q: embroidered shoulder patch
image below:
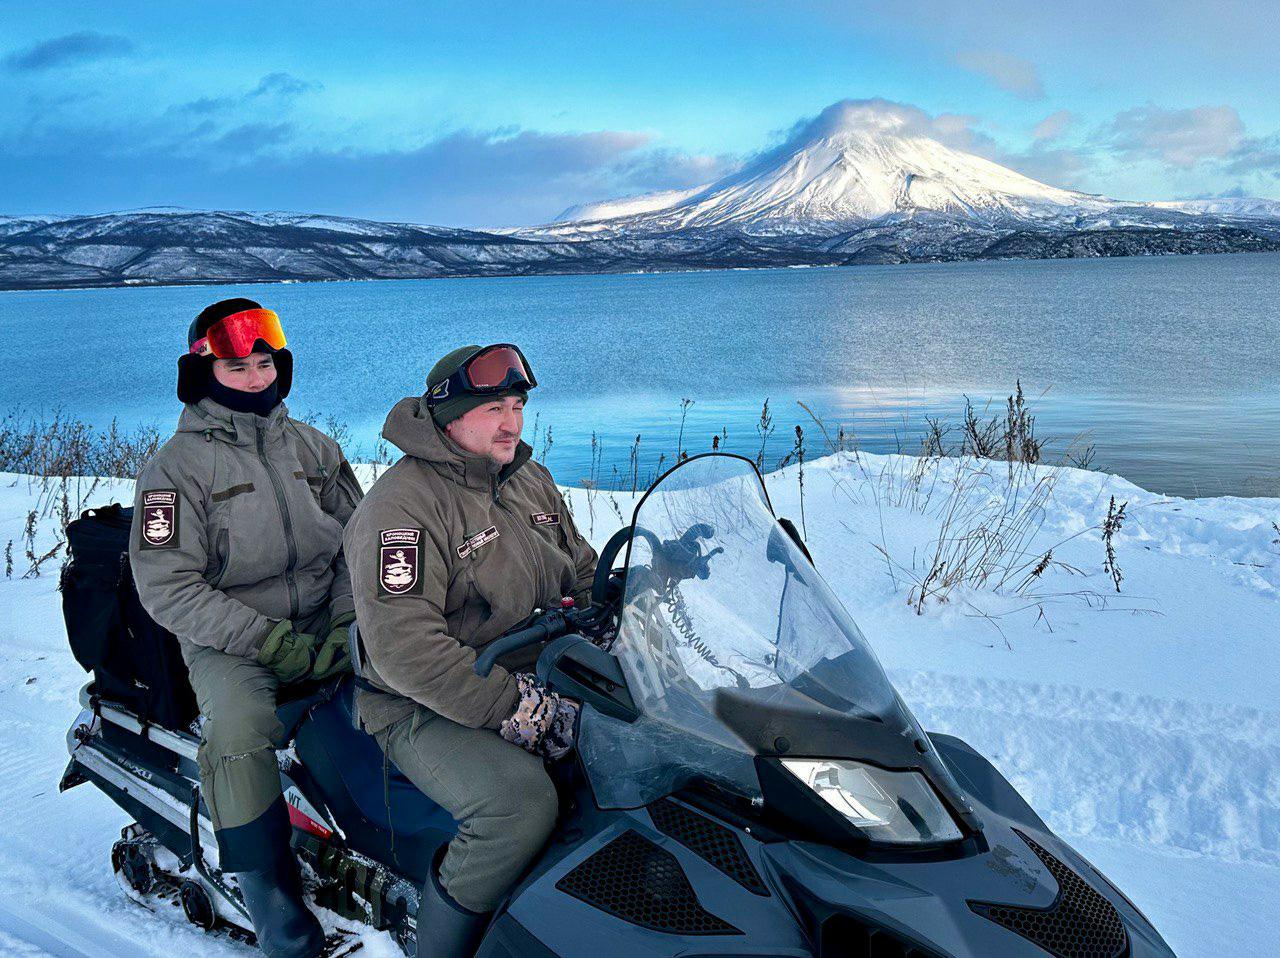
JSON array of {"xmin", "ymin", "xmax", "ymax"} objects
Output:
[
  {"xmin": 139, "ymin": 490, "xmax": 179, "ymax": 550},
  {"xmin": 378, "ymin": 528, "xmax": 423, "ymax": 596},
  {"xmin": 457, "ymin": 525, "xmax": 500, "ymax": 559},
  {"xmin": 530, "ymin": 511, "xmax": 560, "ymax": 526}
]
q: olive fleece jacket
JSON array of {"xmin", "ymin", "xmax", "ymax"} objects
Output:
[
  {"xmin": 344, "ymin": 396, "xmax": 597, "ymax": 734},
  {"xmin": 130, "ymin": 399, "xmax": 362, "ymax": 663}
]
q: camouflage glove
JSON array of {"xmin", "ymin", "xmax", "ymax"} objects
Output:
[
  {"xmin": 256, "ymin": 620, "xmax": 316, "ymax": 684},
  {"xmin": 499, "ymin": 673, "xmax": 579, "ymax": 761},
  {"xmin": 312, "ymin": 612, "xmax": 355, "ymax": 681},
  {"xmin": 539, "ymin": 696, "xmax": 579, "ymax": 761}
]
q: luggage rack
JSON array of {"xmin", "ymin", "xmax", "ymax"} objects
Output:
[{"xmin": 79, "ymin": 680, "xmax": 200, "ymax": 763}]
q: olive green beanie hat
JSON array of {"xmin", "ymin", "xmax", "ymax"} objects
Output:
[{"xmin": 425, "ymin": 344, "xmax": 530, "ymax": 427}]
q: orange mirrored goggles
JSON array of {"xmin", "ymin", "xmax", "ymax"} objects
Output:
[
  {"xmin": 190, "ymin": 308, "xmax": 287, "ymax": 359},
  {"xmin": 425, "ymin": 344, "xmax": 537, "ymax": 407}
]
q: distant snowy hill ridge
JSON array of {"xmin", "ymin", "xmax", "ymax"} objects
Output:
[{"xmin": 3, "ymin": 100, "xmax": 1279, "ymax": 289}]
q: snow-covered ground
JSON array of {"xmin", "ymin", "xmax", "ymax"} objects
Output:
[{"xmin": 1, "ymin": 453, "xmax": 1277, "ymax": 956}]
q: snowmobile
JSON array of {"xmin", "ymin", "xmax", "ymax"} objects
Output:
[{"xmin": 62, "ymin": 452, "xmax": 1176, "ymax": 957}]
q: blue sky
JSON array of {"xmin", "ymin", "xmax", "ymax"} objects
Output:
[{"xmin": 3, "ymin": 1, "xmax": 1279, "ymax": 226}]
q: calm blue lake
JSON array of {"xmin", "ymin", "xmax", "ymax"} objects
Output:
[{"xmin": 3, "ymin": 253, "xmax": 1279, "ymax": 497}]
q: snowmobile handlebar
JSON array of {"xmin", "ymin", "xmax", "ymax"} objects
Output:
[
  {"xmin": 477, "ymin": 522, "xmax": 720, "ymax": 678},
  {"xmin": 473, "ymin": 608, "xmax": 576, "ymax": 677},
  {"xmin": 638, "ymin": 522, "xmax": 722, "ymax": 583}
]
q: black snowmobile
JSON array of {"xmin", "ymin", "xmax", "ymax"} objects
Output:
[{"xmin": 62, "ymin": 453, "xmax": 1176, "ymax": 957}]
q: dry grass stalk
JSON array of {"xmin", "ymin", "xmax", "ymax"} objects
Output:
[
  {"xmin": 0, "ymin": 410, "xmax": 160, "ymax": 480},
  {"xmin": 755, "ymin": 399, "xmax": 774, "ymax": 471},
  {"xmin": 1102, "ymin": 496, "xmax": 1128, "ymax": 592}
]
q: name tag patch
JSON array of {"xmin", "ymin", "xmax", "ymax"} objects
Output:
[
  {"xmin": 457, "ymin": 525, "xmax": 500, "ymax": 559},
  {"xmin": 139, "ymin": 490, "xmax": 179, "ymax": 549},
  {"xmin": 531, "ymin": 512, "xmax": 560, "ymax": 526},
  {"xmin": 379, "ymin": 528, "xmax": 423, "ymax": 596}
]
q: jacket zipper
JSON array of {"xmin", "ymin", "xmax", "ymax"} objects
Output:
[
  {"xmin": 211, "ymin": 528, "xmax": 231, "ymax": 586},
  {"xmin": 258, "ymin": 424, "xmax": 300, "ymax": 619}
]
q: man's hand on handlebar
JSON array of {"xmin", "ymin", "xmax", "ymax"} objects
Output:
[{"xmin": 500, "ymin": 673, "xmax": 579, "ymax": 760}]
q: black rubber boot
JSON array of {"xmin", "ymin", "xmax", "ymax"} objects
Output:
[
  {"xmin": 417, "ymin": 848, "xmax": 489, "ymax": 958},
  {"xmin": 221, "ymin": 802, "xmax": 325, "ymax": 958},
  {"xmin": 235, "ymin": 863, "xmax": 326, "ymax": 958}
]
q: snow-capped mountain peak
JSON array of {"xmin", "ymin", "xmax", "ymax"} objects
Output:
[{"xmin": 543, "ymin": 99, "xmax": 1115, "ymax": 235}]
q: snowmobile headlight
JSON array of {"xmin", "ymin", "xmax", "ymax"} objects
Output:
[{"xmin": 781, "ymin": 758, "xmax": 963, "ymax": 845}]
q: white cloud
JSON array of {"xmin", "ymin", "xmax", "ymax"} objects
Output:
[
  {"xmin": 1103, "ymin": 103, "xmax": 1245, "ymax": 168},
  {"xmin": 772, "ymin": 98, "xmax": 999, "ymax": 156},
  {"xmin": 955, "ymin": 49, "xmax": 1045, "ymax": 100},
  {"xmin": 1032, "ymin": 110, "xmax": 1075, "ymax": 143}
]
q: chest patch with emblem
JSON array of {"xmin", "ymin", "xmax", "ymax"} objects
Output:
[
  {"xmin": 140, "ymin": 490, "xmax": 179, "ymax": 549},
  {"xmin": 457, "ymin": 525, "xmax": 500, "ymax": 559},
  {"xmin": 530, "ymin": 512, "xmax": 560, "ymax": 526},
  {"xmin": 379, "ymin": 528, "xmax": 423, "ymax": 596}
]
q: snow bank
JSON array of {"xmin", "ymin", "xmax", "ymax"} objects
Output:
[{"xmin": 0, "ymin": 454, "xmax": 1276, "ymax": 955}]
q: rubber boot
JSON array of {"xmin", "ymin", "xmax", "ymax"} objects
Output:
[
  {"xmin": 220, "ymin": 802, "xmax": 325, "ymax": 958},
  {"xmin": 234, "ymin": 858, "xmax": 326, "ymax": 958},
  {"xmin": 417, "ymin": 848, "xmax": 489, "ymax": 958}
]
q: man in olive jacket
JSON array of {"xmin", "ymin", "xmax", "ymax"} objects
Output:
[
  {"xmin": 345, "ymin": 344, "xmax": 595, "ymax": 956},
  {"xmin": 131, "ymin": 298, "xmax": 362, "ymax": 958}
]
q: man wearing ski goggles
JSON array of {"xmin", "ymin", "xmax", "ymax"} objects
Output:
[
  {"xmin": 345, "ymin": 342, "xmax": 596, "ymax": 957},
  {"xmin": 133, "ymin": 297, "xmax": 363, "ymax": 958}
]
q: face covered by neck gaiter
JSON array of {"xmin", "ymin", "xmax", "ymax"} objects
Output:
[{"xmin": 206, "ymin": 377, "xmax": 282, "ymax": 417}]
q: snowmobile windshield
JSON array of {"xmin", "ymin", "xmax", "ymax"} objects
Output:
[{"xmin": 577, "ymin": 454, "xmax": 909, "ymax": 810}]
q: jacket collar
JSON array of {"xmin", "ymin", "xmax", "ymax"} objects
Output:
[{"xmin": 178, "ymin": 398, "xmax": 290, "ymax": 447}]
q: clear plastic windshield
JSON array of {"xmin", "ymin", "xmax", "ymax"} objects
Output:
[{"xmin": 578, "ymin": 454, "xmax": 902, "ymax": 809}]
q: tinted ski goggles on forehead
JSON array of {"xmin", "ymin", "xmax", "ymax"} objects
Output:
[
  {"xmin": 426, "ymin": 344, "xmax": 537, "ymax": 405},
  {"xmin": 189, "ymin": 308, "xmax": 287, "ymax": 359}
]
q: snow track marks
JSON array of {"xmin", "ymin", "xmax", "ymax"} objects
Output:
[{"xmin": 897, "ymin": 669, "xmax": 1280, "ymax": 867}]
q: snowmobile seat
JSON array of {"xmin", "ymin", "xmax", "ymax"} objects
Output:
[{"xmin": 292, "ymin": 677, "xmax": 455, "ymax": 882}]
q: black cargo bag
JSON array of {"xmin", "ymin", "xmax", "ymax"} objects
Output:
[{"xmin": 61, "ymin": 503, "xmax": 198, "ymax": 731}]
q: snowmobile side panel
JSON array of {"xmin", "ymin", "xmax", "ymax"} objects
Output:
[
  {"xmin": 474, "ymin": 914, "xmax": 561, "ymax": 958},
  {"xmin": 503, "ymin": 816, "xmax": 813, "ymax": 958},
  {"xmin": 75, "ymin": 762, "xmax": 193, "ymax": 864},
  {"xmin": 69, "ymin": 724, "xmax": 221, "ymax": 860}
]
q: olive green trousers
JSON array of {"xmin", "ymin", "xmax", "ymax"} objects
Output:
[
  {"xmin": 374, "ymin": 705, "xmax": 559, "ymax": 913},
  {"xmin": 186, "ymin": 644, "xmax": 288, "ymax": 847}
]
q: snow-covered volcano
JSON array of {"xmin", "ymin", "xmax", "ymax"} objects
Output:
[{"xmin": 543, "ymin": 101, "xmax": 1118, "ymax": 236}]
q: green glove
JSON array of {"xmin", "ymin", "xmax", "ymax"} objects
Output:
[
  {"xmin": 257, "ymin": 620, "xmax": 316, "ymax": 684},
  {"xmin": 312, "ymin": 612, "xmax": 355, "ymax": 681}
]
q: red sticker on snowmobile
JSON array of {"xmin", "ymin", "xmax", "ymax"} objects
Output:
[
  {"xmin": 379, "ymin": 528, "xmax": 423, "ymax": 596},
  {"xmin": 457, "ymin": 525, "xmax": 500, "ymax": 559},
  {"xmin": 139, "ymin": 490, "xmax": 179, "ymax": 550},
  {"xmin": 531, "ymin": 512, "xmax": 560, "ymax": 526}
]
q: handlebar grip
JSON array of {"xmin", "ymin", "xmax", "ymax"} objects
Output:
[{"xmin": 473, "ymin": 613, "xmax": 568, "ymax": 677}]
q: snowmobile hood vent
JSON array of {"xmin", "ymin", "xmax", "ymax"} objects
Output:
[
  {"xmin": 647, "ymin": 798, "xmax": 770, "ymax": 896},
  {"xmin": 556, "ymin": 829, "xmax": 741, "ymax": 935},
  {"xmin": 968, "ymin": 829, "xmax": 1129, "ymax": 958}
]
